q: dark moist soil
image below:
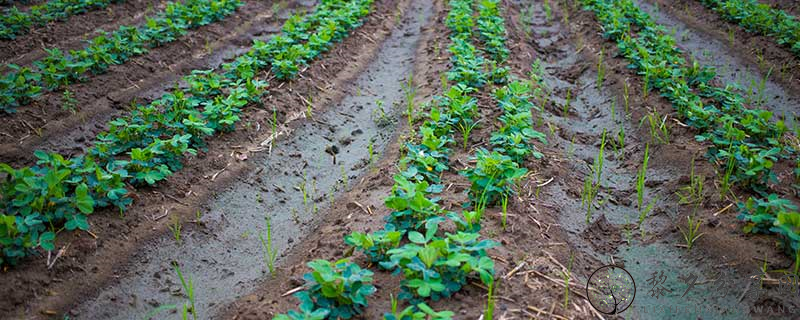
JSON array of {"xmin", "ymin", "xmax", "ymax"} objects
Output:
[
  {"xmin": 67, "ymin": 0, "xmax": 427, "ymax": 317},
  {"xmin": 0, "ymin": 0, "xmax": 304, "ymax": 166},
  {"xmin": 223, "ymin": 1, "xmax": 606, "ymax": 319},
  {"xmin": 643, "ymin": 0, "xmax": 800, "ymax": 118},
  {"xmin": 0, "ymin": 0, "xmax": 164, "ymax": 64},
  {"xmin": 0, "ymin": 0, "xmax": 412, "ymax": 318},
  {"xmin": 565, "ymin": 0, "xmax": 800, "ymax": 318}
]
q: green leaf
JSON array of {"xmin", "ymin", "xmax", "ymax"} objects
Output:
[{"xmin": 74, "ymin": 183, "xmax": 94, "ymax": 214}]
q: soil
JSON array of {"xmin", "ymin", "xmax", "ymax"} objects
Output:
[
  {"xmin": 2, "ymin": 0, "xmax": 800, "ymax": 319},
  {"xmin": 640, "ymin": 0, "xmax": 800, "ymax": 123},
  {"xmin": 0, "ymin": 0, "xmax": 304, "ymax": 165},
  {"xmin": 0, "ymin": 0, "xmax": 164, "ymax": 64}
]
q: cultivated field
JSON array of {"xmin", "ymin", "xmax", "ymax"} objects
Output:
[{"xmin": 0, "ymin": 0, "xmax": 799, "ymax": 319}]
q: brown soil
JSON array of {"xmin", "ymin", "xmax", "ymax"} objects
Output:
[
  {"xmin": 0, "ymin": 0, "xmax": 302, "ymax": 166},
  {"xmin": 3, "ymin": 0, "xmax": 800, "ymax": 318},
  {"xmin": 223, "ymin": 1, "xmax": 605, "ymax": 319},
  {"xmin": 646, "ymin": 0, "xmax": 800, "ymax": 100},
  {"xmin": 0, "ymin": 0, "xmax": 164, "ymax": 64},
  {"xmin": 0, "ymin": 0, "xmax": 421, "ymax": 317}
]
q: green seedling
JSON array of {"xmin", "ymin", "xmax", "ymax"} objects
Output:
[
  {"xmin": 259, "ymin": 216, "xmax": 278, "ymax": 276},
  {"xmin": 677, "ymin": 158, "xmax": 705, "ymax": 209},
  {"xmin": 501, "ymin": 195, "xmax": 509, "ymax": 230},
  {"xmin": 340, "ymin": 164, "xmax": 348, "ymax": 186},
  {"xmin": 616, "ymin": 126, "xmax": 625, "ymax": 157},
  {"xmin": 173, "ymin": 263, "xmax": 197, "ymax": 320},
  {"xmin": 457, "ymin": 119, "xmax": 481, "ymax": 151},
  {"xmin": 679, "ymin": 215, "xmax": 704, "ymax": 250},
  {"xmin": 368, "ymin": 140, "xmax": 374, "ymax": 165},
  {"xmin": 170, "ymin": 216, "xmax": 182, "ymax": 245},
  {"xmin": 623, "ymin": 81, "xmax": 630, "ymax": 115},
  {"xmin": 728, "ymin": 27, "xmax": 735, "ymax": 46},
  {"xmin": 636, "ymin": 144, "xmax": 650, "ymax": 215},
  {"xmin": 640, "ymin": 109, "xmax": 669, "ymax": 144},
  {"xmin": 562, "ymin": 252, "xmax": 574, "ymax": 309},
  {"xmin": 562, "ymin": 88, "xmax": 571, "ymax": 117},
  {"xmin": 544, "ymin": 0, "xmax": 552, "ymax": 21},
  {"xmin": 484, "ymin": 277, "xmax": 496, "ymax": 319},
  {"xmin": 583, "ymin": 130, "xmax": 608, "ymax": 223},
  {"xmin": 62, "ymin": 90, "xmax": 77, "ymax": 114}
]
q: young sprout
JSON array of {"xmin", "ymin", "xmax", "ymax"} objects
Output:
[
  {"xmin": 170, "ymin": 216, "xmax": 182, "ymax": 245},
  {"xmin": 677, "ymin": 158, "xmax": 704, "ymax": 210},
  {"xmin": 501, "ymin": 195, "xmax": 509, "ymax": 231},
  {"xmin": 623, "ymin": 81, "xmax": 630, "ymax": 116},
  {"xmin": 173, "ymin": 263, "xmax": 197, "ymax": 320},
  {"xmin": 484, "ymin": 277, "xmax": 496, "ymax": 319},
  {"xmin": 62, "ymin": 90, "xmax": 77, "ymax": 114},
  {"xmin": 259, "ymin": 215, "xmax": 278, "ymax": 276},
  {"xmin": 457, "ymin": 119, "xmax": 481, "ymax": 151},
  {"xmin": 543, "ymin": 0, "xmax": 552, "ymax": 22},
  {"xmin": 596, "ymin": 48, "xmax": 605, "ymax": 88},
  {"xmin": 562, "ymin": 88, "xmax": 571, "ymax": 117},
  {"xmin": 679, "ymin": 215, "xmax": 704, "ymax": 250},
  {"xmin": 636, "ymin": 144, "xmax": 650, "ymax": 215},
  {"xmin": 562, "ymin": 252, "xmax": 574, "ymax": 309}
]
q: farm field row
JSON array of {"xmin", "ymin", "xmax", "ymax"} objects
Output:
[{"xmin": 0, "ymin": 0, "xmax": 799, "ymax": 319}]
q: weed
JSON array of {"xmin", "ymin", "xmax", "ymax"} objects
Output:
[
  {"xmin": 170, "ymin": 216, "xmax": 182, "ymax": 245},
  {"xmin": 677, "ymin": 159, "xmax": 705, "ymax": 209},
  {"xmin": 501, "ymin": 194, "xmax": 509, "ymax": 230},
  {"xmin": 640, "ymin": 109, "xmax": 669, "ymax": 144},
  {"xmin": 544, "ymin": 0, "xmax": 552, "ymax": 21},
  {"xmin": 259, "ymin": 216, "xmax": 278, "ymax": 276},
  {"xmin": 62, "ymin": 90, "xmax": 77, "ymax": 114},
  {"xmin": 636, "ymin": 144, "xmax": 650, "ymax": 215},
  {"xmin": 457, "ymin": 119, "xmax": 481, "ymax": 151},
  {"xmin": 484, "ymin": 277, "xmax": 496, "ymax": 319},
  {"xmin": 679, "ymin": 215, "xmax": 704, "ymax": 250},
  {"xmin": 562, "ymin": 88, "xmax": 571, "ymax": 117},
  {"xmin": 583, "ymin": 130, "xmax": 608, "ymax": 223},
  {"xmin": 623, "ymin": 81, "xmax": 630, "ymax": 115},
  {"xmin": 562, "ymin": 252, "xmax": 574, "ymax": 309},
  {"xmin": 173, "ymin": 263, "xmax": 197, "ymax": 320}
]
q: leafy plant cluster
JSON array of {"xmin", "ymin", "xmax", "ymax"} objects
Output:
[
  {"xmin": 580, "ymin": 0, "xmax": 798, "ymax": 256},
  {"xmin": 476, "ymin": 0, "xmax": 509, "ymax": 81},
  {"xmin": 0, "ymin": 0, "xmax": 243, "ymax": 113},
  {"xmin": 0, "ymin": 0, "xmax": 374, "ymax": 266},
  {"xmin": 334, "ymin": 0, "xmax": 503, "ymax": 316},
  {"xmin": 275, "ymin": 259, "xmax": 377, "ymax": 320},
  {"xmin": 458, "ymin": 1, "xmax": 546, "ymax": 211},
  {"xmin": 0, "ymin": 0, "xmax": 124, "ymax": 39},
  {"xmin": 699, "ymin": 0, "xmax": 800, "ymax": 56}
]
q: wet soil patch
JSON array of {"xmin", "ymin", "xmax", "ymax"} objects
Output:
[
  {"xmin": 0, "ymin": 0, "xmax": 164, "ymax": 63},
  {"xmin": 0, "ymin": 0, "xmax": 303, "ymax": 165},
  {"xmin": 638, "ymin": 0, "xmax": 800, "ymax": 125},
  {"xmin": 0, "ymin": 0, "xmax": 408, "ymax": 317}
]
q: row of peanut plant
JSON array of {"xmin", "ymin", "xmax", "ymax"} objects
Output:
[
  {"xmin": 0, "ymin": 0, "xmax": 242, "ymax": 113},
  {"xmin": 580, "ymin": 0, "xmax": 800, "ymax": 262},
  {"xmin": 274, "ymin": 0, "xmax": 545, "ymax": 318},
  {"xmin": 0, "ymin": 0, "xmax": 374, "ymax": 265},
  {"xmin": 0, "ymin": 0, "xmax": 124, "ymax": 39},
  {"xmin": 699, "ymin": 0, "xmax": 800, "ymax": 57}
]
